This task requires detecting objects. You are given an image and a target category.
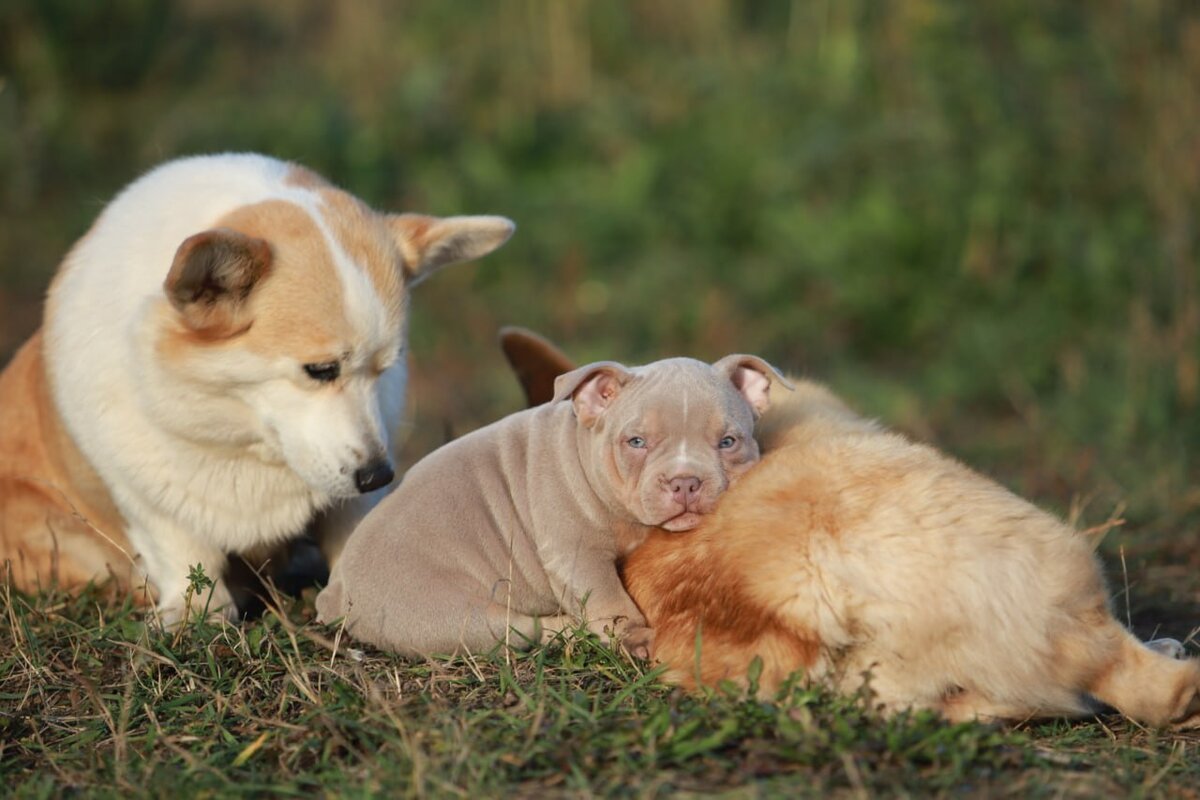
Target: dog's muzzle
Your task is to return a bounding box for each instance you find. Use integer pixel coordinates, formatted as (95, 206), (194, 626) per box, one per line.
(354, 460), (395, 493)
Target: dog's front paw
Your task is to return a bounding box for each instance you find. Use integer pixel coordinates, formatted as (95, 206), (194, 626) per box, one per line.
(153, 583), (239, 628)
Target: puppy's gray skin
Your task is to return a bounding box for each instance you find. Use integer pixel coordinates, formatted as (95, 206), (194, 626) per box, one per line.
(317, 354), (790, 657)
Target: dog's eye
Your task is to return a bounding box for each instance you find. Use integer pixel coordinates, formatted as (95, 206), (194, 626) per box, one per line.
(718, 435), (737, 449)
(303, 361), (341, 383)
(627, 436), (647, 449)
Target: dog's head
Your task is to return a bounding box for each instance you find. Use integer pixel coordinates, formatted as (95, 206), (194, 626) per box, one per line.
(553, 355), (790, 531)
(155, 167), (513, 502)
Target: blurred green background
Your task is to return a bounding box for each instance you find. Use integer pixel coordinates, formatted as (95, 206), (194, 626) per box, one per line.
(1, 1), (1197, 574)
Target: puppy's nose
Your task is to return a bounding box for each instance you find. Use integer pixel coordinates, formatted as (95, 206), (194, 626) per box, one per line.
(354, 460), (395, 494)
(669, 476), (702, 506)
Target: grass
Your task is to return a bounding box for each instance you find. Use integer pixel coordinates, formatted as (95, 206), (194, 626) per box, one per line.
(3, 578), (1199, 798)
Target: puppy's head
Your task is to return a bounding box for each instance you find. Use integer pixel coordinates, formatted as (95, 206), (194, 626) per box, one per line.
(553, 355), (791, 531)
(157, 169), (514, 502)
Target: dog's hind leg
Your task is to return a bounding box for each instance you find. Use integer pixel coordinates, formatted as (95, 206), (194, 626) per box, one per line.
(0, 478), (140, 598)
(937, 688), (1093, 725)
(1083, 624), (1200, 728)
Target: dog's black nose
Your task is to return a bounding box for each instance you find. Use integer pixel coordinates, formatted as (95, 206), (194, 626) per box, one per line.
(354, 460), (395, 493)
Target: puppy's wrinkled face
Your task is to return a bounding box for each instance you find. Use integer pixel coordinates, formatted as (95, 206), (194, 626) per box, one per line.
(557, 356), (788, 531)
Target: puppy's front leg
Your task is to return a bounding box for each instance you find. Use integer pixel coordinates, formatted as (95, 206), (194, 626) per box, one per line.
(562, 556), (653, 658)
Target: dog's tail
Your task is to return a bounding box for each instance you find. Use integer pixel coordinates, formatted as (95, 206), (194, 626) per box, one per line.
(499, 326), (575, 408)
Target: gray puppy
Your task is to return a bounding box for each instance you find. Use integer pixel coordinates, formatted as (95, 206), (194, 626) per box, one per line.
(317, 354), (790, 657)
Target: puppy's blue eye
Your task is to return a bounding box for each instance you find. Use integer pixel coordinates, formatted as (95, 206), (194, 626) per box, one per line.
(719, 436), (737, 449)
(303, 361), (340, 383)
(627, 436), (647, 449)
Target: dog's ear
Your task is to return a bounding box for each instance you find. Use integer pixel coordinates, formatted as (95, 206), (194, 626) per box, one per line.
(389, 214), (515, 286)
(500, 326), (576, 407)
(712, 354), (794, 417)
(164, 228), (272, 337)
(552, 361), (635, 427)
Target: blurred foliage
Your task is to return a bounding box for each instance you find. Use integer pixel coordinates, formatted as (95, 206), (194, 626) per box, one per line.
(0, 0), (1198, 558)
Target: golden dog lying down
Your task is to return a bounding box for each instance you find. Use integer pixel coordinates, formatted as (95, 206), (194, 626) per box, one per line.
(500, 328), (1200, 727)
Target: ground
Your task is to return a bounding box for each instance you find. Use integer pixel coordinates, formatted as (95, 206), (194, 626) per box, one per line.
(2, 565), (1197, 798)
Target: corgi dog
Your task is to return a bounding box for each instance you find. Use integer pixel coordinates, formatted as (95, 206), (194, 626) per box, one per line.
(500, 328), (1200, 727)
(0, 154), (513, 621)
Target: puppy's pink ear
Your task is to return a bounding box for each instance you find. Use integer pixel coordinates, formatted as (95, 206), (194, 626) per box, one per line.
(164, 228), (272, 338)
(389, 213), (515, 286)
(712, 354), (794, 417)
(552, 361), (635, 427)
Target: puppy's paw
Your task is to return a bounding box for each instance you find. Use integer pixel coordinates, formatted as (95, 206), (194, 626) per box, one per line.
(619, 624), (656, 661)
(1146, 638), (1186, 659)
(589, 615), (654, 659)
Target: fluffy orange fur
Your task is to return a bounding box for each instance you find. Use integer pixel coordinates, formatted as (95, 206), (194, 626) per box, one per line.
(622, 382), (1200, 726)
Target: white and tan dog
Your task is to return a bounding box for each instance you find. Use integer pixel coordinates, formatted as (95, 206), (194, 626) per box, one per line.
(0, 153), (513, 621)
